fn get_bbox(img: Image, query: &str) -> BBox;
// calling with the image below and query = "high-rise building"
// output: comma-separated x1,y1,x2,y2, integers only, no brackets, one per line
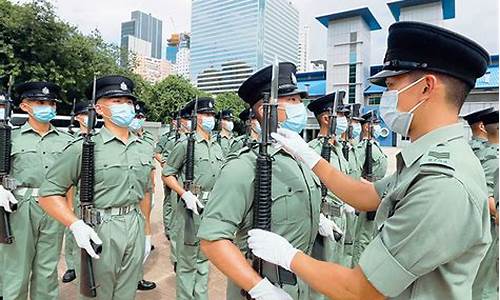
316,8,381,105
191,0,299,94
298,26,310,72
133,55,173,83
121,11,163,60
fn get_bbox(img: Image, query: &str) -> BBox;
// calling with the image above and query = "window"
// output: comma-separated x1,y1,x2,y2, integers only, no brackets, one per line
348,64,356,103
368,96,381,105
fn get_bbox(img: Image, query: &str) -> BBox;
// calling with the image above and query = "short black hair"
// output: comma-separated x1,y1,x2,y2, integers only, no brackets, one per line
410,71,472,111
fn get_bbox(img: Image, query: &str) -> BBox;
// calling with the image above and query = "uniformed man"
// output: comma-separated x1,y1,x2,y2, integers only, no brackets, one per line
472,109,499,300
0,81,74,300
162,97,224,300
198,62,326,300
306,93,351,300
155,107,192,271
38,75,154,300
351,111,388,266
463,107,495,156
338,104,364,267
62,100,89,284
215,109,238,157
129,100,157,291
247,21,491,299
230,108,261,153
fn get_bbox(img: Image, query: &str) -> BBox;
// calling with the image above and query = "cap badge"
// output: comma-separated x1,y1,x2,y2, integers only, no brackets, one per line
120,82,128,91
291,73,297,85
42,87,50,95
209,102,213,108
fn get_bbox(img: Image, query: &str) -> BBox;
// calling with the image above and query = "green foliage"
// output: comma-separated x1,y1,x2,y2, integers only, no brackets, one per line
0,0,246,123
145,75,201,123
0,0,144,114
214,92,246,116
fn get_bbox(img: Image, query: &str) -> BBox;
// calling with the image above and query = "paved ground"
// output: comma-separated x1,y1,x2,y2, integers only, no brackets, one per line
57,147,401,299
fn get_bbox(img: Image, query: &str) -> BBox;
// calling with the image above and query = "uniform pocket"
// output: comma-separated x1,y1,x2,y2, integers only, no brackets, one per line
271,180,306,225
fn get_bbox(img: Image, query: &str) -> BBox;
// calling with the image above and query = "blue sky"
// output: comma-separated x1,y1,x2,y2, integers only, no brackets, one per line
29,0,499,63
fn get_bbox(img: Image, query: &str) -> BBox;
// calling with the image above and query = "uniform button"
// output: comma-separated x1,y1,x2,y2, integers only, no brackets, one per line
288,187,292,192
45,166,48,169
129,166,133,169
103,164,107,167
131,186,134,189
42,151,46,154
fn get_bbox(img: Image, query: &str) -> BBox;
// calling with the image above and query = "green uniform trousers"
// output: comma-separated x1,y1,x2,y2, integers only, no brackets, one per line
164,187,178,265
472,220,499,300
1,197,64,300
64,228,77,270
340,212,357,267
175,205,209,300
351,212,377,266
80,210,145,300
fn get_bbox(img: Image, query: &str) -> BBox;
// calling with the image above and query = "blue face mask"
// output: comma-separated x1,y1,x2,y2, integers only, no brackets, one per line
129,118,145,131
201,116,215,132
373,124,382,138
335,116,348,136
106,103,135,128
281,103,307,133
352,123,362,139
32,105,56,123
252,120,262,136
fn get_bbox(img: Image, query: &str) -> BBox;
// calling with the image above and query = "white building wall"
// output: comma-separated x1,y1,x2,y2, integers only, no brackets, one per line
400,2,443,25
127,35,152,57
326,16,371,105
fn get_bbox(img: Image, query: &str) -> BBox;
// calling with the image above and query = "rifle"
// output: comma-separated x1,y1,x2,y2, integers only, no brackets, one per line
251,59,297,290
183,96,200,246
243,108,253,148
79,76,102,298
321,91,343,241
363,111,376,221
342,105,352,161
0,76,17,244
175,110,181,141
68,96,77,135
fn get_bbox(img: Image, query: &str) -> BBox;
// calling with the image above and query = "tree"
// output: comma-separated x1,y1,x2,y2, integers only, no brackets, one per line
214,92,247,117
146,75,201,123
0,0,145,114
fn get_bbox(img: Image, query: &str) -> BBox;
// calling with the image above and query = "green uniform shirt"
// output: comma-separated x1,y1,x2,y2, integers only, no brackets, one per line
10,122,73,189
356,139,388,180
308,137,350,207
359,124,491,299
469,136,488,156
197,145,321,256
162,133,224,200
216,133,238,157
39,127,154,208
155,132,173,154
140,130,156,150
477,143,499,197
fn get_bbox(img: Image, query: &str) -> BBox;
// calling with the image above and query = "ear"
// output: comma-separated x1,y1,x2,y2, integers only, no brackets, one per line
422,74,437,98
19,101,30,113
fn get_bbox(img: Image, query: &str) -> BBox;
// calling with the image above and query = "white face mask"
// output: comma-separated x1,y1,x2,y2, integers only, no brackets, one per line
223,120,234,132
373,124,382,138
335,116,348,136
379,77,427,137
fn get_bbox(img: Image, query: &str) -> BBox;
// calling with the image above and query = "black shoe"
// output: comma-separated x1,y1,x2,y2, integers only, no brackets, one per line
62,269,76,283
137,279,156,291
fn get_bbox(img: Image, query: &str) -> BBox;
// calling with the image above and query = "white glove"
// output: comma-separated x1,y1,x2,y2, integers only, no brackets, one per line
247,229,299,271
69,220,102,259
271,128,321,169
248,278,293,300
0,185,17,212
319,213,343,241
143,235,152,263
181,191,204,215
